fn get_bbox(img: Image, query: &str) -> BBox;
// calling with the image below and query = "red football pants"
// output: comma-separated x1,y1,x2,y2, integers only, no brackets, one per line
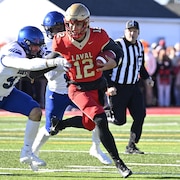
68,84,104,130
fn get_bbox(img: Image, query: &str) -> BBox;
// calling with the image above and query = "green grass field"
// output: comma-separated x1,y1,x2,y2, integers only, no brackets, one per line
0,111,180,180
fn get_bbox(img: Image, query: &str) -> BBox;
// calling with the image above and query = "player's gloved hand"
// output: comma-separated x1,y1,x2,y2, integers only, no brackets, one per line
146,77,154,87
46,57,71,71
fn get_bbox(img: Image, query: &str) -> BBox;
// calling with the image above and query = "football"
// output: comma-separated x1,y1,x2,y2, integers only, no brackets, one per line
96,50,116,67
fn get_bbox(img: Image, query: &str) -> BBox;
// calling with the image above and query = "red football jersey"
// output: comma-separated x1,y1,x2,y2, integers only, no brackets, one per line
52,28,110,82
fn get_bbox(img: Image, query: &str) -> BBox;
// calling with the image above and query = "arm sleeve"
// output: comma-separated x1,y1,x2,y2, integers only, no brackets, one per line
103,38,124,66
1,55,56,70
102,38,124,87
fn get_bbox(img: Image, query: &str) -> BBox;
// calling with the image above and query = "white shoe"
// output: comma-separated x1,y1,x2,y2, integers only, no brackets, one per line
29,163,39,171
89,145,112,165
20,148,46,166
116,160,132,178
33,149,39,157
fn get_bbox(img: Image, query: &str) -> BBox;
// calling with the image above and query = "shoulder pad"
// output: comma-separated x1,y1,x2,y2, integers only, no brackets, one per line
92,27,103,33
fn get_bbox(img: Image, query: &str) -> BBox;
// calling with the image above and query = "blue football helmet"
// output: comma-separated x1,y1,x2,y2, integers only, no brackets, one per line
17,26,45,57
42,11,65,39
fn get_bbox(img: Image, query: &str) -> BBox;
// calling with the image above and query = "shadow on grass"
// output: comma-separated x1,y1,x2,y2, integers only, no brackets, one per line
1,173,180,179
133,172,180,179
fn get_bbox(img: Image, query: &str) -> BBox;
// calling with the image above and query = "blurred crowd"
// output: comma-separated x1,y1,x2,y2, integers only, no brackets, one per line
140,39,180,107
1,39,180,108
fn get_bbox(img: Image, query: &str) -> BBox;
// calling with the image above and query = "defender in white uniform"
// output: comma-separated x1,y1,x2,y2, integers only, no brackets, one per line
0,26,68,169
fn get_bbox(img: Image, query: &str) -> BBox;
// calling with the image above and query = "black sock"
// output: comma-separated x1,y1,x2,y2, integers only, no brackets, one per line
93,113,120,162
62,116,85,129
128,132,136,147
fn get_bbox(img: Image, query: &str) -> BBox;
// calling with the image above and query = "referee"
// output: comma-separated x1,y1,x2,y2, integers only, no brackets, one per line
104,20,154,154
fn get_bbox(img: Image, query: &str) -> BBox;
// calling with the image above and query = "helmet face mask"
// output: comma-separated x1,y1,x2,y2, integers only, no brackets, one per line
65,18,89,40
42,11,65,39
64,3,90,40
44,23,65,38
17,26,45,58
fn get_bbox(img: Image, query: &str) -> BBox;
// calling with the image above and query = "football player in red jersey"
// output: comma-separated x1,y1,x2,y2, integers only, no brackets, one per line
49,3,132,178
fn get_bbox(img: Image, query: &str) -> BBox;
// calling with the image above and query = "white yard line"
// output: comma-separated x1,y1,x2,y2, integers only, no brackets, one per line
0,148,179,155
0,165,180,175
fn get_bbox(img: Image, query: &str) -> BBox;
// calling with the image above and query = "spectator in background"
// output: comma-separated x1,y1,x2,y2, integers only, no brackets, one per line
166,46,176,60
141,40,157,106
171,43,180,72
150,42,162,103
171,42,180,106
158,38,166,50
151,42,159,60
174,42,180,57
166,46,177,105
156,48,173,107
173,58,180,106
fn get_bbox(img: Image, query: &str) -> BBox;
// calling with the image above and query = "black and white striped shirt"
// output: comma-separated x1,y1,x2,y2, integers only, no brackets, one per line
111,37,148,84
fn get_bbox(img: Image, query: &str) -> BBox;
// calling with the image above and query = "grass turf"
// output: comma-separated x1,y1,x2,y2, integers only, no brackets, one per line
0,111,179,179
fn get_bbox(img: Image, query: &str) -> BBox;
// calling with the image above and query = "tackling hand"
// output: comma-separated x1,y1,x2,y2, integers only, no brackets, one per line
46,57,71,71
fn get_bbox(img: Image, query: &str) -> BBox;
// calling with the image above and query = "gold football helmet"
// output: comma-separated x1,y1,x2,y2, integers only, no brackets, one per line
64,3,90,40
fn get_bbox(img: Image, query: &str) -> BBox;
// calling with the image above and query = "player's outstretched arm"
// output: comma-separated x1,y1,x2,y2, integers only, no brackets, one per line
1,55,69,71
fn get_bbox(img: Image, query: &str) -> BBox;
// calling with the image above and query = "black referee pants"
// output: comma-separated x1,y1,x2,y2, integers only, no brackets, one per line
110,83,146,143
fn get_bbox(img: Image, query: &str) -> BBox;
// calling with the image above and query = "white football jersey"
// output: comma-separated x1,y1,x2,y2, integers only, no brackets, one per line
44,38,68,94
0,42,27,97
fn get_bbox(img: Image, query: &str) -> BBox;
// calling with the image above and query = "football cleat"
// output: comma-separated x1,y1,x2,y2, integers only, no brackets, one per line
29,163,39,171
49,116,61,135
105,109,116,124
89,145,112,165
116,159,132,178
125,144,144,154
105,108,124,125
50,117,66,136
20,148,46,166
